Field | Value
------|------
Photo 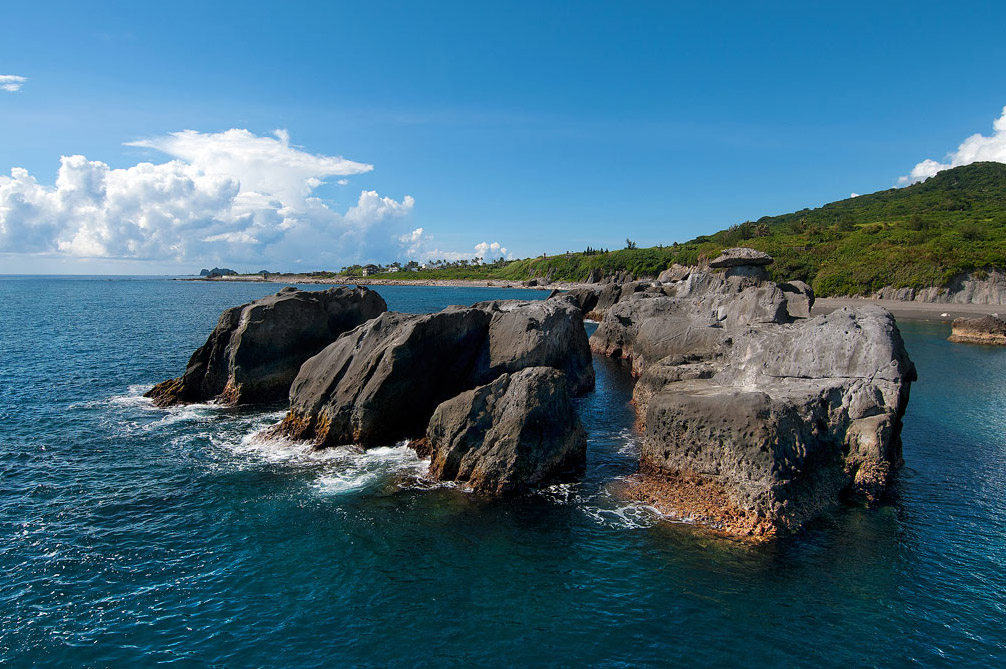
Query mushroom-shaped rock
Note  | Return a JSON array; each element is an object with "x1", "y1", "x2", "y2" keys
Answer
[
  {"x1": 708, "y1": 247, "x2": 774, "y2": 268},
  {"x1": 948, "y1": 314, "x2": 1006, "y2": 345},
  {"x1": 145, "y1": 286, "x2": 387, "y2": 406},
  {"x1": 425, "y1": 367, "x2": 587, "y2": 494}
]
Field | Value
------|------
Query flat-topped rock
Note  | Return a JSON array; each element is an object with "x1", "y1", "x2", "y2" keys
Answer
[
  {"x1": 632, "y1": 306, "x2": 916, "y2": 538},
  {"x1": 146, "y1": 286, "x2": 387, "y2": 406},
  {"x1": 708, "y1": 247, "x2": 774, "y2": 268},
  {"x1": 948, "y1": 314, "x2": 1006, "y2": 344}
]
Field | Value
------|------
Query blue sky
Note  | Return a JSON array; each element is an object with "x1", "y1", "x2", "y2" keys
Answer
[{"x1": 2, "y1": 1, "x2": 1006, "y2": 273}]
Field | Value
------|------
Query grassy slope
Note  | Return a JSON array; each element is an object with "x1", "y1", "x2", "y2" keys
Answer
[{"x1": 372, "y1": 162, "x2": 1006, "y2": 296}]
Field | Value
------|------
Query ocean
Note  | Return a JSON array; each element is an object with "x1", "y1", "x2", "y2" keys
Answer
[{"x1": 1, "y1": 276, "x2": 1004, "y2": 666}]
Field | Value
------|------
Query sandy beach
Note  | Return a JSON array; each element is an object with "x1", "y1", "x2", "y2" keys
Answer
[{"x1": 812, "y1": 297, "x2": 1002, "y2": 322}]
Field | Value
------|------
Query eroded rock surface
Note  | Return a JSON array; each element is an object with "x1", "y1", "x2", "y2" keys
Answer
[
  {"x1": 146, "y1": 286, "x2": 387, "y2": 406},
  {"x1": 425, "y1": 367, "x2": 587, "y2": 494},
  {"x1": 633, "y1": 306, "x2": 916, "y2": 538}
]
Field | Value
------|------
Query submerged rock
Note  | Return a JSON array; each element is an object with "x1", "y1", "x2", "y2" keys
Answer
[
  {"x1": 948, "y1": 314, "x2": 1006, "y2": 345},
  {"x1": 633, "y1": 306, "x2": 916, "y2": 538},
  {"x1": 276, "y1": 299, "x2": 593, "y2": 449},
  {"x1": 146, "y1": 286, "x2": 386, "y2": 407},
  {"x1": 425, "y1": 367, "x2": 587, "y2": 494}
]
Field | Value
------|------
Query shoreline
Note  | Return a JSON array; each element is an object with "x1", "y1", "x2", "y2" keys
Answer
[
  {"x1": 181, "y1": 274, "x2": 593, "y2": 291},
  {"x1": 812, "y1": 297, "x2": 1001, "y2": 323},
  {"x1": 183, "y1": 276, "x2": 1004, "y2": 322}
]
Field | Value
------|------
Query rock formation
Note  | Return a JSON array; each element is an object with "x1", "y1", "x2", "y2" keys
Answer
[
  {"x1": 629, "y1": 307, "x2": 916, "y2": 538},
  {"x1": 146, "y1": 286, "x2": 387, "y2": 407},
  {"x1": 275, "y1": 299, "x2": 593, "y2": 453},
  {"x1": 425, "y1": 367, "x2": 587, "y2": 494},
  {"x1": 587, "y1": 248, "x2": 916, "y2": 538},
  {"x1": 948, "y1": 314, "x2": 1006, "y2": 344},
  {"x1": 873, "y1": 269, "x2": 1006, "y2": 305}
]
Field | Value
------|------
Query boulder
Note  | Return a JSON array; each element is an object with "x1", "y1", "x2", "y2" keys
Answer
[
  {"x1": 474, "y1": 299, "x2": 595, "y2": 396},
  {"x1": 426, "y1": 367, "x2": 587, "y2": 494},
  {"x1": 708, "y1": 247, "x2": 774, "y2": 268},
  {"x1": 948, "y1": 314, "x2": 1006, "y2": 344},
  {"x1": 657, "y1": 263, "x2": 692, "y2": 283},
  {"x1": 277, "y1": 308, "x2": 492, "y2": 448},
  {"x1": 146, "y1": 286, "x2": 387, "y2": 407},
  {"x1": 779, "y1": 280, "x2": 815, "y2": 319},
  {"x1": 557, "y1": 287, "x2": 600, "y2": 316},
  {"x1": 276, "y1": 299, "x2": 593, "y2": 448},
  {"x1": 632, "y1": 306, "x2": 916, "y2": 538}
]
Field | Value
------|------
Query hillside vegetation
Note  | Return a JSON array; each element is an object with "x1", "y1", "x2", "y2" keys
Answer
[{"x1": 375, "y1": 162, "x2": 1006, "y2": 296}]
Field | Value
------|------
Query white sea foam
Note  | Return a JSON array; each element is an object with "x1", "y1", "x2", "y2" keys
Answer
[{"x1": 313, "y1": 444, "x2": 429, "y2": 496}]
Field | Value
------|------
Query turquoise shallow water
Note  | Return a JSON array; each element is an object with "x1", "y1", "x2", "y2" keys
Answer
[{"x1": 1, "y1": 276, "x2": 1005, "y2": 667}]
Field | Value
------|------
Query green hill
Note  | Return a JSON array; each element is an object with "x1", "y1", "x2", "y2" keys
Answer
[{"x1": 382, "y1": 162, "x2": 1006, "y2": 296}]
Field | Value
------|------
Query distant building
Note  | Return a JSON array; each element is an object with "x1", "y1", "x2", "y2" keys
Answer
[
  {"x1": 361, "y1": 264, "x2": 380, "y2": 277},
  {"x1": 387, "y1": 266, "x2": 400, "y2": 273}
]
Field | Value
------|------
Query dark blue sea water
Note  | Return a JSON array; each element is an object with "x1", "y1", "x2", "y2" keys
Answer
[{"x1": 1, "y1": 276, "x2": 1005, "y2": 667}]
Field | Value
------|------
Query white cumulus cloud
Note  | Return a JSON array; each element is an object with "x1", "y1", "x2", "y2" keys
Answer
[
  {"x1": 900, "y1": 106, "x2": 1006, "y2": 184},
  {"x1": 0, "y1": 129, "x2": 417, "y2": 268},
  {"x1": 0, "y1": 75, "x2": 27, "y2": 92},
  {"x1": 474, "y1": 241, "x2": 510, "y2": 261}
]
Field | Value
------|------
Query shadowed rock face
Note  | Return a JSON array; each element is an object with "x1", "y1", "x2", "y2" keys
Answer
[
  {"x1": 425, "y1": 367, "x2": 587, "y2": 494},
  {"x1": 948, "y1": 314, "x2": 1006, "y2": 344},
  {"x1": 276, "y1": 299, "x2": 594, "y2": 449},
  {"x1": 145, "y1": 286, "x2": 387, "y2": 406},
  {"x1": 635, "y1": 306, "x2": 916, "y2": 538}
]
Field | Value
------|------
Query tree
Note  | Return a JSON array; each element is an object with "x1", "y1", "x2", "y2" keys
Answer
[{"x1": 625, "y1": 238, "x2": 637, "y2": 250}]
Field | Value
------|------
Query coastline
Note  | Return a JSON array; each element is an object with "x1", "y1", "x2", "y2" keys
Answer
[
  {"x1": 181, "y1": 274, "x2": 591, "y2": 291},
  {"x1": 183, "y1": 276, "x2": 1003, "y2": 322},
  {"x1": 812, "y1": 297, "x2": 1001, "y2": 323}
]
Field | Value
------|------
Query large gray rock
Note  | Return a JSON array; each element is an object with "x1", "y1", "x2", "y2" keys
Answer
[
  {"x1": 146, "y1": 286, "x2": 387, "y2": 406},
  {"x1": 276, "y1": 299, "x2": 593, "y2": 448},
  {"x1": 277, "y1": 308, "x2": 492, "y2": 448},
  {"x1": 708, "y1": 247, "x2": 774, "y2": 268},
  {"x1": 779, "y1": 280, "x2": 815, "y2": 319},
  {"x1": 555, "y1": 287, "x2": 600, "y2": 316},
  {"x1": 657, "y1": 263, "x2": 692, "y2": 283},
  {"x1": 474, "y1": 299, "x2": 594, "y2": 395},
  {"x1": 590, "y1": 273, "x2": 789, "y2": 376},
  {"x1": 425, "y1": 367, "x2": 587, "y2": 494},
  {"x1": 634, "y1": 306, "x2": 916, "y2": 537}
]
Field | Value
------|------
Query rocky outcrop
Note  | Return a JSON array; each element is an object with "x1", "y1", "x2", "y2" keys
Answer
[
  {"x1": 948, "y1": 314, "x2": 1006, "y2": 344},
  {"x1": 589, "y1": 272, "x2": 789, "y2": 376},
  {"x1": 425, "y1": 367, "x2": 587, "y2": 494},
  {"x1": 873, "y1": 269, "x2": 1006, "y2": 304},
  {"x1": 276, "y1": 299, "x2": 593, "y2": 449},
  {"x1": 630, "y1": 306, "x2": 916, "y2": 538},
  {"x1": 146, "y1": 286, "x2": 387, "y2": 407},
  {"x1": 585, "y1": 248, "x2": 915, "y2": 537}
]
